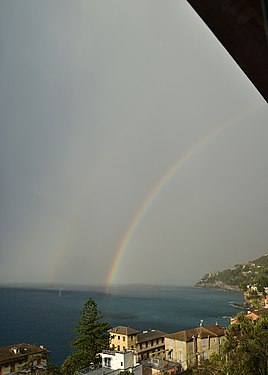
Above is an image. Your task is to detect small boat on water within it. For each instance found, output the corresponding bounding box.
[230,302,248,309]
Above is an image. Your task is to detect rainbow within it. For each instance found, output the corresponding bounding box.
[106,103,261,290]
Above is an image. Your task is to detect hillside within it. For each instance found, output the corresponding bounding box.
[195,254,268,291]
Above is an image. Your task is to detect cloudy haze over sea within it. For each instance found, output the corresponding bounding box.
[0,0,267,287]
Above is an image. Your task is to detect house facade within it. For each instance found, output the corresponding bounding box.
[101,349,139,371]
[77,349,142,375]
[109,326,140,352]
[0,343,48,375]
[109,326,166,360]
[135,330,166,360]
[165,324,225,371]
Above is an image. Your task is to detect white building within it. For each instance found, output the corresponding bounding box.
[101,349,139,371]
[77,350,142,375]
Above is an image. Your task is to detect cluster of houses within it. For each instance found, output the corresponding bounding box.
[1,303,268,375]
[0,343,48,375]
[107,323,225,370]
[0,323,225,374]
[244,285,268,309]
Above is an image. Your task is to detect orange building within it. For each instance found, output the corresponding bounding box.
[109,326,166,360]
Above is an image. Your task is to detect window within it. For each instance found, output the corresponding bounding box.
[202,339,206,347]
[104,357,111,368]
[121,362,123,366]
[117,345,120,351]
[118,336,120,340]
[123,336,125,341]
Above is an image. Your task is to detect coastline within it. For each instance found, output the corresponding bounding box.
[195,281,241,292]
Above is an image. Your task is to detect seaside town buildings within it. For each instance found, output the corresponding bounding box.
[231,285,268,324]
[231,305,268,324]
[84,288,268,374]
[77,349,142,375]
[0,343,48,375]
[109,326,166,360]
[165,324,225,371]
[246,307,268,321]
[109,326,140,352]
[108,324,225,372]
[243,284,268,310]
[77,348,180,375]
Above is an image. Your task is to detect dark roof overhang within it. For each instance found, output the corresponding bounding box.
[187,0,268,102]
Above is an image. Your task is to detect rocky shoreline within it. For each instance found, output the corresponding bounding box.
[195,280,241,292]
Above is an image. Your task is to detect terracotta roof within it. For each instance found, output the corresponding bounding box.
[165,324,225,342]
[0,343,49,366]
[109,326,140,335]
[137,330,167,343]
[247,308,268,318]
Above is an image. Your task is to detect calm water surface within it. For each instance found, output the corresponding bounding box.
[0,285,243,365]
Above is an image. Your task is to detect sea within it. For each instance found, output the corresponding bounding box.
[0,284,244,366]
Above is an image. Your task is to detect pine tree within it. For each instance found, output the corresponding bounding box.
[61,298,110,375]
[209,312,268,375]
[46,363,62,375]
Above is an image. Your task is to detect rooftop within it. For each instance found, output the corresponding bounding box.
[247,308,268,318]
[165,324,225,342]
[109,326,140,335]
[0,343,49,366]
[137,330,167,343]
[142,358,180,371]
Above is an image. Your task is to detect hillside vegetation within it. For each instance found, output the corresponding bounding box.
[195,254,268,291]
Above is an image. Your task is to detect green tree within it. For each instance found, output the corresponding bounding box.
[61,298,111,375]
[211,313,268,375]
[19,353,44,375]
[46,363,62,375]
[61,352,83,375]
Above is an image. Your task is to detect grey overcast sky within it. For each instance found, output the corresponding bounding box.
[0,0,267,287]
